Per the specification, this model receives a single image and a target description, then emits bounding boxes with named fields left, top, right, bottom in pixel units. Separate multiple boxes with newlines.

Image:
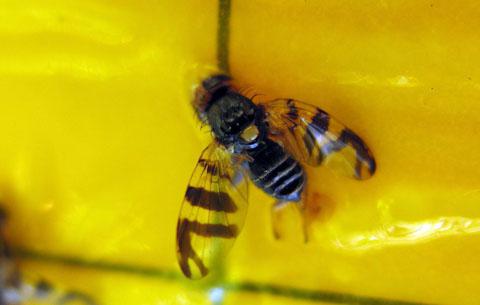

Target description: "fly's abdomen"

left=246, top=139, right=305, bottom=202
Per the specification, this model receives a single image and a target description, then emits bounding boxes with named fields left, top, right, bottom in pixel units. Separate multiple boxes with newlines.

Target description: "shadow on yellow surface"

left=0, top=0, right=479, bottom=304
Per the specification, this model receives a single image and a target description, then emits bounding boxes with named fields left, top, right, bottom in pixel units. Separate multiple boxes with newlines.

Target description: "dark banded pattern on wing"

left=261, top=99, right=376, bottom=179
left=176, top=142, right=248, bottom=279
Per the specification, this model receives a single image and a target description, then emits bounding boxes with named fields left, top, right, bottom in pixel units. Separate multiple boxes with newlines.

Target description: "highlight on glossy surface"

left=0, top=0, right=479, bottom=305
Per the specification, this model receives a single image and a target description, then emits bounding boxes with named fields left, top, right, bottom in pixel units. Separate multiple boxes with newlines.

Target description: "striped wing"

left=176, top=142, right=248, bottom=279
left=261, top=99, right=376, bottom=179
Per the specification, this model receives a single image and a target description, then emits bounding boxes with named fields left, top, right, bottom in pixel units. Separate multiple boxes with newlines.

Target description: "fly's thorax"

left=206, top=91, right=267, bottom=149
left=193, top=74, right=231, bottom=121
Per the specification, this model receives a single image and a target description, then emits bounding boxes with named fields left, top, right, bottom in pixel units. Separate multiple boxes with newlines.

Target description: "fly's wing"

left=176, top=142, right=249, bottom=279
left=261, top=99, right=376, bottom=179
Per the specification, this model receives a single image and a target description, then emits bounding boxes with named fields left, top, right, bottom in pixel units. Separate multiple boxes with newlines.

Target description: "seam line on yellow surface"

left=217, top=0, right=231, bottom=73
left=14, top=248, right=439, bottom=305
left=225, top=282, right=438, bottom=305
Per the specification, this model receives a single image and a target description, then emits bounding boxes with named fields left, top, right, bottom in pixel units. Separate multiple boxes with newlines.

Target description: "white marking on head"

left=239, top=124, right=259, bottom=143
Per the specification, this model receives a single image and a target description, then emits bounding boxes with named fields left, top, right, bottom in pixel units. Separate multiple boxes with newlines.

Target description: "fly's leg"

left=271, top=200, right=309, bottom=243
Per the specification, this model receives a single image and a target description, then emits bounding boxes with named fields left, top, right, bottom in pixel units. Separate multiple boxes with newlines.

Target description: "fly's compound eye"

left=239, top=124, right=259, bottom=143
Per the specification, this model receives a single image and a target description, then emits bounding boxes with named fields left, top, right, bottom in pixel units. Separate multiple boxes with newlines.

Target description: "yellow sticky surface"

left=0, top=0, right=479, bottom=304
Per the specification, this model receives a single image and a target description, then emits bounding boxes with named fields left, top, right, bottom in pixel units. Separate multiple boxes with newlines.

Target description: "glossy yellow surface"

left=0, top=0, right=479, bottom=304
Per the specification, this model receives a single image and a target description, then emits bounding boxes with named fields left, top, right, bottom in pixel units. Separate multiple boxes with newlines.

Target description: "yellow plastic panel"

left=0, top=0, right=478, bottom=305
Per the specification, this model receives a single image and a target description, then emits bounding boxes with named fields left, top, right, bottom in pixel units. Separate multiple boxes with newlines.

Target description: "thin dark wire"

left=217, top=0, right=231, bottom=73
left=224, top=282, right=439, bottom=305
left=14, top=248, right=439, bottom=305
left=14, top=248, right=180, bottom=280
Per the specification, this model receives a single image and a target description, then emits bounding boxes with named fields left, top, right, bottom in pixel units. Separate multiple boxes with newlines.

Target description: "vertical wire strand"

left=217, top=0, right=232, bottom=73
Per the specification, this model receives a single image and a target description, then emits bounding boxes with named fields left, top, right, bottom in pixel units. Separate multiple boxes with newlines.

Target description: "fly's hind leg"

left=271, top=201, right=290, bottom=240
left=271, top=200, right=309, bottom=243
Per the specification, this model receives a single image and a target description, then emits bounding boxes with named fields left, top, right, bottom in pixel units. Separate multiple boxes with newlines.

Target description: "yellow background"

left=0, top=0, right=479, bottom=304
